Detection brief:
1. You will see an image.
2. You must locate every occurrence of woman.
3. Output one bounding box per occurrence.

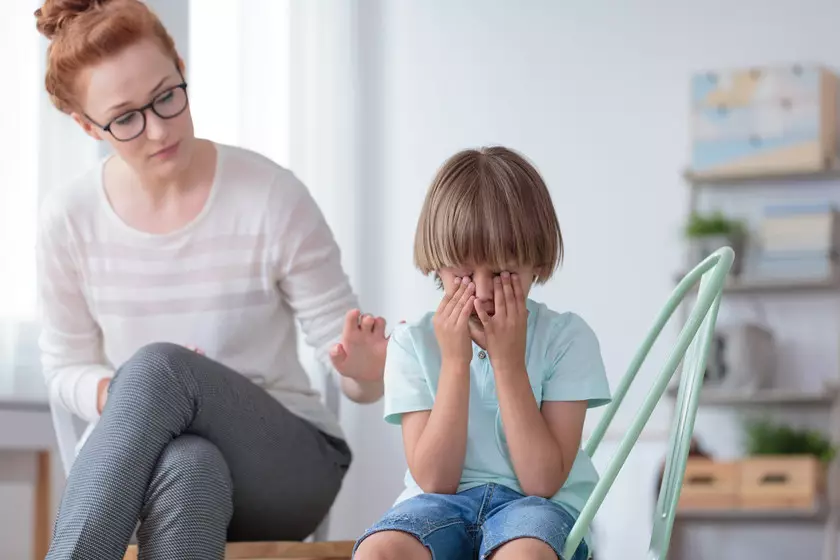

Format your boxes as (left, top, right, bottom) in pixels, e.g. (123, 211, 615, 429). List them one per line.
(34, 1, 388, 558)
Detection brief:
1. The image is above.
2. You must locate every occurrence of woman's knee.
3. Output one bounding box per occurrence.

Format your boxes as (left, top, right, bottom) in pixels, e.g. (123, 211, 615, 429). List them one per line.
(113, 341, 196, 394)
(148, 435, 233, 518)
(354, 531, 431, 560)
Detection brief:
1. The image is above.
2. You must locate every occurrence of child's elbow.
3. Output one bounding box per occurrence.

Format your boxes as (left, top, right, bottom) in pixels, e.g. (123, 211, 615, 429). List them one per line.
(521, 473, 568, 499)
(417, 479, 460, 495)
(414, 473, 460, 495)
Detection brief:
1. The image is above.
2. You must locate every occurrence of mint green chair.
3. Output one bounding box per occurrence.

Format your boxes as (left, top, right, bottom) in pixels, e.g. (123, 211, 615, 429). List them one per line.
(563, 246, 735, 560)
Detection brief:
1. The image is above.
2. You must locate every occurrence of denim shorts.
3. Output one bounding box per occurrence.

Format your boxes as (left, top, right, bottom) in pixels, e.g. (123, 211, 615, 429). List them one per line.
(353, 483, 590, 559)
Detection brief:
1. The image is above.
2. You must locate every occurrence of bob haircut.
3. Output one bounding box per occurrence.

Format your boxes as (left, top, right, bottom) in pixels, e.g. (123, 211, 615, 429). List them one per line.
(414, 146, 563, 285)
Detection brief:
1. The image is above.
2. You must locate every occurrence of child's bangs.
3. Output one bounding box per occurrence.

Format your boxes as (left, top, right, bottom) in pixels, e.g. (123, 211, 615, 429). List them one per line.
(430, 189, 537, 271)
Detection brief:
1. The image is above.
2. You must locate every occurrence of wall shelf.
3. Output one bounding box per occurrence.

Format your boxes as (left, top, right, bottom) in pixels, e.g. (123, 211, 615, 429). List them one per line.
(684, 166, 840, 187)
(675, 150, 840, 560)
(665, 386, 838, 407)
(674, 273, 840, 294)
(675, 501, 828, 522)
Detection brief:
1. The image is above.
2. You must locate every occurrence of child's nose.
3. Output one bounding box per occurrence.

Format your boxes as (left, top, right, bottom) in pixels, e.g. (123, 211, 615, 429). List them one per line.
(474, 277, 495, 303)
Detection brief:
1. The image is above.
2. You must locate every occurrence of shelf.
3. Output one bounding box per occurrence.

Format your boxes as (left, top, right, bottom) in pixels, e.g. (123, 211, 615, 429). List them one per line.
(675, 273, 840, 294)
(675, 502, 828, 522)
(665, 386, 838, 406)
(684, 166, 840, 187)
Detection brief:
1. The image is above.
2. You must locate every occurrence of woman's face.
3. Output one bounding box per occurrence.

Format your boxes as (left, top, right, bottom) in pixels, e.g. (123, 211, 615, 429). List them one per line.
(73, 38, 196, 181)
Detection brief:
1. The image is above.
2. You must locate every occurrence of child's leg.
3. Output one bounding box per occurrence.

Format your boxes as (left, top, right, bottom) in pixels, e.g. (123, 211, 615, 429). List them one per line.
(354, 531, 430, 560)
(353, 490, 483, 560)
(480, 493, 589, 560)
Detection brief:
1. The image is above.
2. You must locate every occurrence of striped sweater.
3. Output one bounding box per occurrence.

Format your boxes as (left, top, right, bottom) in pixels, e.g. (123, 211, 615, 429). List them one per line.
(36, 142, 356, 442)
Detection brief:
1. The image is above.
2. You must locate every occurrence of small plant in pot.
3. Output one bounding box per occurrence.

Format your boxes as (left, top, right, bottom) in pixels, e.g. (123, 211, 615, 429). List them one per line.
(684, 211, 746, 276)
(741, 418, 835, 510)
(744, 418, 836, 463)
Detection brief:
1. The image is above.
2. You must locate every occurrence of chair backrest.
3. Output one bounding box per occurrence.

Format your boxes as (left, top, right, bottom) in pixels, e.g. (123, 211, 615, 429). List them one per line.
(50, 397, 83, 478)
(561, 246, 734, 560)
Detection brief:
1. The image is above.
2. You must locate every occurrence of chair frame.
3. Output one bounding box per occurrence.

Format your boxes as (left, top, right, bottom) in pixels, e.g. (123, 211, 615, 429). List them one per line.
(563, 246, 734, 559)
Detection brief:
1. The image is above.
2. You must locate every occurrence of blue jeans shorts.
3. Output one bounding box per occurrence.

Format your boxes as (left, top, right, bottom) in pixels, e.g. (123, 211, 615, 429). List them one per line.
(353, 483, 590, 559)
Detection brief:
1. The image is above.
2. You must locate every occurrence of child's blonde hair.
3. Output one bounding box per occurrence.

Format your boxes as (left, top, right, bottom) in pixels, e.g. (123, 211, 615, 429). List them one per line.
(414, 146, 563, 284)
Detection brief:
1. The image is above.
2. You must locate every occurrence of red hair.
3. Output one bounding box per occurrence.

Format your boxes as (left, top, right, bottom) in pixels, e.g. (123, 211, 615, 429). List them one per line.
(34, 0, 179, 114)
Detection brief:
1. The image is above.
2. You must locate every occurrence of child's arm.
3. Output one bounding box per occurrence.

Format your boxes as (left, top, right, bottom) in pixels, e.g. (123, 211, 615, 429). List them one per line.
(475, 272, 610, 498)
(387, 278, 477, 495)
(495, 370, 587, 497)
(401, 357, 471, 494)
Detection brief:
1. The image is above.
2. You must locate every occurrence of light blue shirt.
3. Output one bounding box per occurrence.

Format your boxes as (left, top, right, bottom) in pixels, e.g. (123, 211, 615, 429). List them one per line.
(383, 297, 612, 521)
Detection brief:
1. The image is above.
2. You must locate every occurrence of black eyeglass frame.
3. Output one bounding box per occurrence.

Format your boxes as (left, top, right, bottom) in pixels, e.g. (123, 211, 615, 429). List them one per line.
(84, 82, 190, 142)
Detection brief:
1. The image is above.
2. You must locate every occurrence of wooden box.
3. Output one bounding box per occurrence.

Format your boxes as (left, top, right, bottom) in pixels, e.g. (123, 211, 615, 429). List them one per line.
(678, 459, 739, 509)
(738, 455, 826, 510)
(690, 64, 840, 178)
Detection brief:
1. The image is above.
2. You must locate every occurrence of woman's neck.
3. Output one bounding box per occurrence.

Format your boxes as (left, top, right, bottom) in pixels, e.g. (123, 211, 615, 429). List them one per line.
(130, 139, 214, 202)
(103, 139, 218, 234)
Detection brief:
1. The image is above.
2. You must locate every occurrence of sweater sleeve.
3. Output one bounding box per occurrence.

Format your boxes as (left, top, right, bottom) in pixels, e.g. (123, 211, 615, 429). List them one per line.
(36, 199, 113, 423)
(271, 171, 361, 374)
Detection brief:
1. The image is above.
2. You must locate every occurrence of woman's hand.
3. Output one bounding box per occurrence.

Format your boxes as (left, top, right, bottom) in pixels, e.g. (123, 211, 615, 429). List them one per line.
(434, 277, 476, 366)
(474, 272, 527, 375)
(96, 377, 111, 415)
(330, 309, 390, 382)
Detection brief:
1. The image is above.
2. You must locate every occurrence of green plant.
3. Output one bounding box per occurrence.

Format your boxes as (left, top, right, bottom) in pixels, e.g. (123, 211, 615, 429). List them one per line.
(684, 211, 745, 239)
(743, 418, 837, 463)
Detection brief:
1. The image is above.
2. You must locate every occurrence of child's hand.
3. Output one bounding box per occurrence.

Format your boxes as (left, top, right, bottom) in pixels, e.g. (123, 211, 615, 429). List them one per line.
(433, 277, 475, 365)
(474, 272, 527, 374)
(330, 309, 389, 382)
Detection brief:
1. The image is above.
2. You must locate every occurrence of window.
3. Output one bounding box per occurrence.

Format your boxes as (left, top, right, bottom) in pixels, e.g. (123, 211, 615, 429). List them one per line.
(0, 1, 100, 392)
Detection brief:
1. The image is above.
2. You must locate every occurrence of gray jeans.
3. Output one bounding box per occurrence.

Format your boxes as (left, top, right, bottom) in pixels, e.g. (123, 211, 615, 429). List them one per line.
(46, 342, 352, 560)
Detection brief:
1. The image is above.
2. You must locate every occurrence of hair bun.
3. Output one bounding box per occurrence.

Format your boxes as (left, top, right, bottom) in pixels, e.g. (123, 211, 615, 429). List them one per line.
(35, 0, 111, 39)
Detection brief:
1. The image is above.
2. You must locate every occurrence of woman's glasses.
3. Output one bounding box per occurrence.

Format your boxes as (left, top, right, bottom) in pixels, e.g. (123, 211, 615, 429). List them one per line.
(86, 83, 189, 142)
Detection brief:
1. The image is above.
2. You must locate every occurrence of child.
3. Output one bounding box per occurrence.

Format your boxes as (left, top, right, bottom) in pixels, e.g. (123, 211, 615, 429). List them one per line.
(353, 146, 611, 560)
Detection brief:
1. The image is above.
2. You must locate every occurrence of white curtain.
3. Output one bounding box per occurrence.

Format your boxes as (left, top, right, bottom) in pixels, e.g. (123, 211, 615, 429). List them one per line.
(189, 0, 370, 539)
(0, 0, 100, 394)
(189, 0, 364, 385)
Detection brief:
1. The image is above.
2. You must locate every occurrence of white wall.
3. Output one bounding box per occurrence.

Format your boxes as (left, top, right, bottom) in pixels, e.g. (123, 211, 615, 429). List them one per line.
(331, 1, 840, 559)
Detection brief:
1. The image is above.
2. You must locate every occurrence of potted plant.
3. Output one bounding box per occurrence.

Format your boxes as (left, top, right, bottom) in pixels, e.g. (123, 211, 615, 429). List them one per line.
(738, 418, 835, 510)
(744, 418, 837, 462)
(684, 211, 746, 276)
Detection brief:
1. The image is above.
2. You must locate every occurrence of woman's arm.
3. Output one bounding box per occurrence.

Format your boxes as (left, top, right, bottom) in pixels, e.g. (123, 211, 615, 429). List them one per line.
(400, 358, 471, 494)
(37, 201, 114, 422)
(495, 367, 587, 498)
(270, 170, 384, 403)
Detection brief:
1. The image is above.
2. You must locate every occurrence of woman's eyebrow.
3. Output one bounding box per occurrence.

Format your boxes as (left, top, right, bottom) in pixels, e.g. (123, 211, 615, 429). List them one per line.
(106, 76, 171, 113)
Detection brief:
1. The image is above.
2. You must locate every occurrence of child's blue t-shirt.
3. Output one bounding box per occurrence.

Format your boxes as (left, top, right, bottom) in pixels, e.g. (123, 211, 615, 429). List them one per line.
(383, 297, 612, 519)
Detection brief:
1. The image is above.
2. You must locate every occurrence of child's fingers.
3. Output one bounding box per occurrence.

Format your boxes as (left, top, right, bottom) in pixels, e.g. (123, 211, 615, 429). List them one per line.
(436, 278, 457, 314)
(457, 295, 476, 326)
(511, 273, 526, 316)
(373, 317, 387, 337)
(473, 298, 491, 326)
(445, 278, 469, 317)
(511, 273, 524, 301)
(344, 309, 362, 334)
(449, 281, 474, 320)
(440, 278, 464, 314)
(437, 278, 463, 313)
(501, 272, 517, 315)
(494, 275, 506, 318)
(360, 314, 376, 332)
(329, 343, 347, 369)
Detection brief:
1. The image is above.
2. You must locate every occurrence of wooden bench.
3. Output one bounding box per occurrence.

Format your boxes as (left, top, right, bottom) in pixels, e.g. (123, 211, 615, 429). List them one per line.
(123, 540, 355, 560)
